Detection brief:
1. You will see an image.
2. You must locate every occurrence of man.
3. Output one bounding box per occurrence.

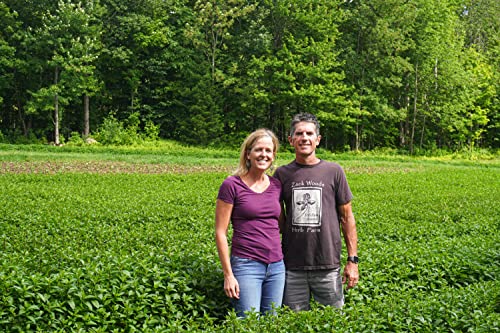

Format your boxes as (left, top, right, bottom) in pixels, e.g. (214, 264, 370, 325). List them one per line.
(274, 112, 359, 311)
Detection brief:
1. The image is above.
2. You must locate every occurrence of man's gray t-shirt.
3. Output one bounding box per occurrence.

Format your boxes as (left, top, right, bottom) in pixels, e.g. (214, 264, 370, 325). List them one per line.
(274, 160, 353, 270)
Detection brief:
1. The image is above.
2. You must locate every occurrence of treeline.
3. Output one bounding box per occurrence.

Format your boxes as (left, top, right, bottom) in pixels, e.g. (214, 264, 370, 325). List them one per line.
(0, 0, 498, 151)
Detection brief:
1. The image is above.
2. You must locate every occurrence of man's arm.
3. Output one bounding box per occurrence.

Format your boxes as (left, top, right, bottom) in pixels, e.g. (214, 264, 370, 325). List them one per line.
(338, 201, 359, 289)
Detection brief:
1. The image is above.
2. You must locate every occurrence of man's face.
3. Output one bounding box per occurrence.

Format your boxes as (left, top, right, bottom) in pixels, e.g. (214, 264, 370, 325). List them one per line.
(288, 121, 321, 157)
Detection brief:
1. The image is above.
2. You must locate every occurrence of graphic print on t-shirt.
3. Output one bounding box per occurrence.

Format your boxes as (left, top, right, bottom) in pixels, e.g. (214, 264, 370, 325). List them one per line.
(292, 187, 322, 227)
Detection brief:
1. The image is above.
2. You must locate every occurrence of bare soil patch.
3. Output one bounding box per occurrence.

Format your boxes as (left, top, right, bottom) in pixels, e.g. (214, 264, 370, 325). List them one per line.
(0, 161, 233, 174)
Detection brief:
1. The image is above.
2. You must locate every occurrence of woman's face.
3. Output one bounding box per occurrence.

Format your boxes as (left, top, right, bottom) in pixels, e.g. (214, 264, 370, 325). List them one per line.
(246, 136, 275, 171)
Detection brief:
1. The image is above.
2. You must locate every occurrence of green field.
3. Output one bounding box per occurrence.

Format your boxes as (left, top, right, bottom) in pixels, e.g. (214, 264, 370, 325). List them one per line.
(0, 144, 499, 332)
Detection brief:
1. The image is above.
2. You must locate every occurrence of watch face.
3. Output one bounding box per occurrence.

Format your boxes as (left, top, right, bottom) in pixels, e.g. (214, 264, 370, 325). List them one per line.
(348, 256, 359, 263)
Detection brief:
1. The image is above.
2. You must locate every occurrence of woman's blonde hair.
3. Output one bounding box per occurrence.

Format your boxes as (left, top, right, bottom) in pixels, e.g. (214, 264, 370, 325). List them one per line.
(234, 128, 279, 176)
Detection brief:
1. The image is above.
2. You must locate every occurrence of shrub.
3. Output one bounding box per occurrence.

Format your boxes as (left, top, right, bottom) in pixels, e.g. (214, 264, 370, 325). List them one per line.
(94, 113, 160, 146)
(95, 115, 130, 145)
(143, 120, 160, 142)
(67, 132, 85, 146)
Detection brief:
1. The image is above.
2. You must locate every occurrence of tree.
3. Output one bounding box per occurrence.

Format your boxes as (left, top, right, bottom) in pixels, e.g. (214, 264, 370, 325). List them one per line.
(339, 0, 486, 152)
(239, 0, 347, 143)
(340, 0, 426, 150)
(0, 2, 17, 108)
(97, 0, 195, 141)
(461, 0, 500, 148)
(177, 0, 258, 145)
(0, 0, 497, 150)
(22, 0, 103, 144)
(1, 0, 59, 139)
(63, 0, 105, 137)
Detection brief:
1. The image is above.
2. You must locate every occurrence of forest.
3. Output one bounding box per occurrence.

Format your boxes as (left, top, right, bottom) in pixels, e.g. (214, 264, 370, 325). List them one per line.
(0, 0, 498, 152)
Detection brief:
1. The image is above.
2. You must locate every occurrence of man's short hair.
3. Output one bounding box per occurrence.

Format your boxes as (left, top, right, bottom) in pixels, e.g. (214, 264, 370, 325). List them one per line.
(290, 113, 320, 136)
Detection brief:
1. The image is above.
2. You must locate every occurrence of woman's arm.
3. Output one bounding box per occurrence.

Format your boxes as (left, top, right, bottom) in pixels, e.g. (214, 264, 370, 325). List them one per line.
(215, 199, 240, 299)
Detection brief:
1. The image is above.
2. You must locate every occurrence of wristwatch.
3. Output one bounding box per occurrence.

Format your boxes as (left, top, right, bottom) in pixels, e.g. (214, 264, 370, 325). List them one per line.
(347, 256, 359, 264)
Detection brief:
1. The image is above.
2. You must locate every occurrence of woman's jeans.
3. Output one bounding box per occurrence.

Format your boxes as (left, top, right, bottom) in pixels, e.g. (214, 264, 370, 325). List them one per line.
(230, 255, 285, 317)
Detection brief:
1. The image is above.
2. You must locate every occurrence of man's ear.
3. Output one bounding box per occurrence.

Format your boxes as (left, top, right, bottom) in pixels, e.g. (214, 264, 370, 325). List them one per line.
(288, 136, 293, 145)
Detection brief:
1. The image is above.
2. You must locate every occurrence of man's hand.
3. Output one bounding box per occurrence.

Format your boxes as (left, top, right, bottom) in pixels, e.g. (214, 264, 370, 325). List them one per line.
(342, 262, 359, 289)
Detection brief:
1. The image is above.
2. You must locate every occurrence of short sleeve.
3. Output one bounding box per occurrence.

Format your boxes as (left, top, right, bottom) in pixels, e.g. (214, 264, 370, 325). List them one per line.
(272, 167, 282, 182)
(272, 168, 284, 201)
(217, 176, 237, 204)
(335, 166, 353, 205)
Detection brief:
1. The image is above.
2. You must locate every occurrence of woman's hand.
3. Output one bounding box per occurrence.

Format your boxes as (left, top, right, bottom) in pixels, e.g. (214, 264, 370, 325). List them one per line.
(224, 274, 240, 299)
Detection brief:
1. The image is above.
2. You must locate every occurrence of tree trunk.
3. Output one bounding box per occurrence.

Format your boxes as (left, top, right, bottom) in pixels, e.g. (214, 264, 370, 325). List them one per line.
(83, 94, 90, 136)
(17, 104, 28, 137)
(403, 94, 411, 147)
(355, 120, 360, 151)
(420, 114, 426, 149)
(54, 66, 60, 146)
(355, 65, 366, 151)
(399, 120, 405, 146)
(410, 62, 418, 154)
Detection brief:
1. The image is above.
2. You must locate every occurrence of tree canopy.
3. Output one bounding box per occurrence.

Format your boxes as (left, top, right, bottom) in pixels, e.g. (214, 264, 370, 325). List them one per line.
(0, 0, 498, 151)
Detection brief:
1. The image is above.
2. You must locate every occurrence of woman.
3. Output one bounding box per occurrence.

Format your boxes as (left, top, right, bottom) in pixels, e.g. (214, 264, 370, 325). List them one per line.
(215, 128, 285, 317)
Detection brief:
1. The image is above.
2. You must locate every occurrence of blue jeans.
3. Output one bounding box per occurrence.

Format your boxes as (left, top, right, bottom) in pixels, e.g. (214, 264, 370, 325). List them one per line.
(230, 256, 285, 317)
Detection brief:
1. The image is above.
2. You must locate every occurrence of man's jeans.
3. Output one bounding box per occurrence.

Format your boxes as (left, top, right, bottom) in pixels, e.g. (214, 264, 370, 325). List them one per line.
(230, 255, 285, 317)
(283, 268, 344, 311)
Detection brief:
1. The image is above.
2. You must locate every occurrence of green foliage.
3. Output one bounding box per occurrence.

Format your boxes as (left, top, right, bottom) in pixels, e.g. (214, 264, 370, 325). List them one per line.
(0, 129, 43, 145)
(94, 115, 129, 145)
(1, 0, 499, 150)
(0, 1, 17, 96)
(0, 171, 228, 331)
(0, 147, 498, 331)
(67, 131, 85, 146)
(143, 120, 160, 141)
(94, 113, 160, 146)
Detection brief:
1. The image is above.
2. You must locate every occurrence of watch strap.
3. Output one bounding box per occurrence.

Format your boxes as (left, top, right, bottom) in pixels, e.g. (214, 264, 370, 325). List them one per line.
(347, 256, 359, 264)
